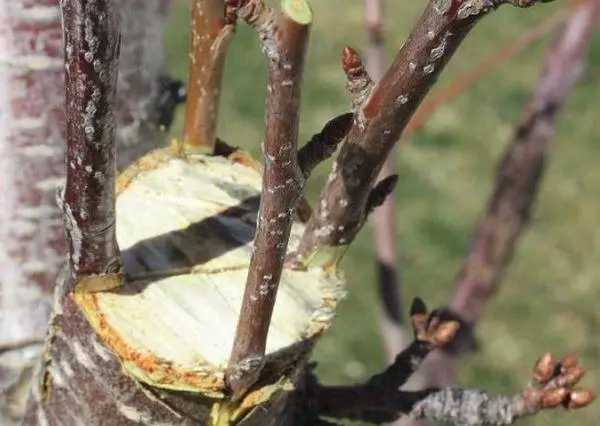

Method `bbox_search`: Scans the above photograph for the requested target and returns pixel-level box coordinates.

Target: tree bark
[0,1,172,424]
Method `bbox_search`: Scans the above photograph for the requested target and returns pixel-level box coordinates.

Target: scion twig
[225,0,311,397]
[183,0,236,152]
[295,0,557,264]
[60,0,122,280]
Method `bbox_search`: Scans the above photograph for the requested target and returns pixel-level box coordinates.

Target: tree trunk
[23,146,346,426]
[0,1,172,424]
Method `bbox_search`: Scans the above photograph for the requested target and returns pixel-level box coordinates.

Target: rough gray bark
[0,1,173,424]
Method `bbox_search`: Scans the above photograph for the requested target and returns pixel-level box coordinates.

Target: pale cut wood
[74,147,346,397]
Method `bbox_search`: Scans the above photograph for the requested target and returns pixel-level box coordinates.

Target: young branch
[60,0,121,280]
[183,0,236,153]
[316,348,594,424]
[295,0,557,264]
[226,0,311,397]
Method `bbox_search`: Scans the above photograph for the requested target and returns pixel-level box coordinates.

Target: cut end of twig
[281,0,312,25]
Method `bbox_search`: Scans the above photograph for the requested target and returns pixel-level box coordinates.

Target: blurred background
[163,1,600,424]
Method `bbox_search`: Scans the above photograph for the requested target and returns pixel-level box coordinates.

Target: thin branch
[295,0,557,264]
[316,351,595,424]
[355,298,459,424]
[60,0,122,280]
[182,0,236,153]
[225,0,311,397]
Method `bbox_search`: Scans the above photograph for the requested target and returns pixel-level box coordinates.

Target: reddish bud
[563,366,586,386]
[560,353,579,371]
[342,46,365,78]
[432,320,460,346]
[533,353,556,383]
[540,388,568,409]
[565,389,595,410]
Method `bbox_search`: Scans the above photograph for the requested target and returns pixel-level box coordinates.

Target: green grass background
[163,1,600,424]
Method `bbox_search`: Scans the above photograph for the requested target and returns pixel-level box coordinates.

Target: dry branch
[225,0,311,397]
[295,0,557,266]
[183,0,236,152]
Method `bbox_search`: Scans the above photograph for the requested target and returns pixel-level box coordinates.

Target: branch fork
[312,299,594,425]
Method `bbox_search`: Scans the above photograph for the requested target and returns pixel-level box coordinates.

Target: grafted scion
[226,0,312,398]
[61,0,121,279]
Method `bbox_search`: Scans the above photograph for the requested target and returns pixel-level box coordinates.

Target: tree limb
[446,0,600,329]
[295,0,557,265]
[225,0,311,397]
[409,3,600,424]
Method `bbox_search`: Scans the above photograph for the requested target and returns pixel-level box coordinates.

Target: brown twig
[295,0,557,265]
[315,351,595,424]
[354,298,459,424]
[225,0,311,397]
[182,0,236,153]
[60,0,122,280]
